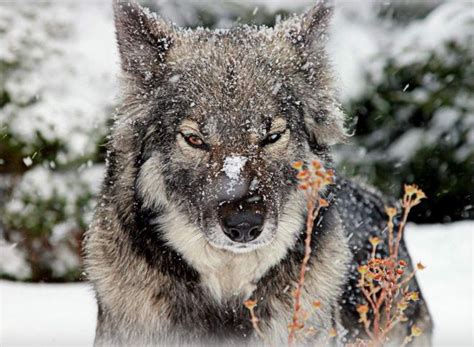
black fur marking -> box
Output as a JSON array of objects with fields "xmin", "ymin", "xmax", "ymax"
[
  {"xmin": 107, "ymin": 134, "xmax": 201, "ymax": 283},
  {"xmin": 134, "ymin": 180, "xmax": 200, "ymax": 283}
]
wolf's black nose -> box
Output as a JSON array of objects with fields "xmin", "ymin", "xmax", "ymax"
[{"xmin": 221, "ymin": 211, "xmax": 264, "ymax": 243}]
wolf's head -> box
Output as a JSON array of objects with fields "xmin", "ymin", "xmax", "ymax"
[{"xmin": 111, "ymin": 1, "xmax": 346, "ymax": 256}]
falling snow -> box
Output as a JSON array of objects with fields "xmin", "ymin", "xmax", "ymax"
[{"xmin": 0, "ymin": 1, "xmax": 471, "ymax": 344}]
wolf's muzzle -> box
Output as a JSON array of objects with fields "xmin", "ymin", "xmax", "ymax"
[{"xmin": 218, "ymin": 200, "xmax": 264, "ymax": 243}]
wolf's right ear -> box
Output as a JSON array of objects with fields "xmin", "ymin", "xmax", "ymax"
[{"xmin": 113, "ymin": 1, "xmax": 174, "ymax": 81}]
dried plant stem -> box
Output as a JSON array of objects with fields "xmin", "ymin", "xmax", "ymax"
[
  {"xmin": 400, "ymin": 269, "xmax": 417, "ymax": 288},
  {"xmin": 356, "ymin": 185, "xmax": 426, "ymax": 347},
  {"xmin": 401, "ymin": 336, "xmax": 412, "ymax": 347},
  {"xmin": 393, "ymin": 206, "xmax": 410, "ymax": 259},
  {"xmin": 246, "ymin": 161, "xmax": 334, "ymax": 345},
  {"xmin": 387, "ymin": 212, "xmax": 395, "ymax": 256},
  {"xmin": 288, "ymin": 197, "xmax": 322, "ymax": 345},
  {"xmin": 243, "ymin": 299, "xmax": 272, "ymax": 346},
  {"xmin": 361, "ymin": 317, "xmax": 374, "ymax": 340},
  {"xmin": 248, "ymin": 305, "xmax": 266, "ymax": 341},
  {"xmin": 382, "ymin": 292, "xmax": 394, "ymax": 335}
]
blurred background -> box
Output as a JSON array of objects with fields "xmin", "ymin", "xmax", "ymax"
[{"xmin": 0, "ymin": 0, "xmax": 472, "ymax": 284}]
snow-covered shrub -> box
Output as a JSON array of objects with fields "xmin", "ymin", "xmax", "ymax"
[
  {"xmin": 0, "ymin": 2, "xmax": 115, "ymax": 281},
  {"xmin": 336, "ymin": 2, "xmax": 474, "ymax": 223},
  {"xmin": 0, "ymin": 239, "xmax": 31, "ymax": 281},
  {"xmin": 0, "ymin": 2, "xmax": 115, "ymax": 168},
  {"xmin": 2, "ymin": 165, "xmax": 103, "ymax": 281}
]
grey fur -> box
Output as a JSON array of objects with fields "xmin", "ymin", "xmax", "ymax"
[{"xmin": 84, "ymin": 1, "xmax": 432, "ymax": 346}]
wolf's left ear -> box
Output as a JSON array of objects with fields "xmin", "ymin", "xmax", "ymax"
[
  {"xmin": 113, "ymin": 1, "xmax": 174, "ymax": 82},
  {"xmin": 282, "ymin": 1, "xmax": 347, "ymax": 146},
  {"xmin": 291, "ymin": 1, "xmax": 333, "ymax": 52}
]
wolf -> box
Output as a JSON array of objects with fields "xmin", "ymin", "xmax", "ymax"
[{"xmin": 84, "ymin": 1, "xmax": 433, "ymax": 346}]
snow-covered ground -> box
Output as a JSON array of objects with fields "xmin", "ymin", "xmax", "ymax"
[
  {"xmin": 1, "ymin": 221, "xmax": 472, "ymax": 346},
  {"xmin": 0, "ymin": 281, "xmax": 96, "ymax": 346},
  {"xmin": 405, "ymin": 221, "xmax": 473, "ymax": 347}
]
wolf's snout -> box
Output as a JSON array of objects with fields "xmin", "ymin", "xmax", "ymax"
[
  {"xmin": 221, "ymin": 211, "xmax": 264, "ymax": 243},
  {"xmin": 218, "ymin": 201, "xmax": 264, "ymax": 243}
]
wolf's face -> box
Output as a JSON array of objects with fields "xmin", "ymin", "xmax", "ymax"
[{"xmin": 114, "ymin": 2, "xmax": 346, "ymax": 254}]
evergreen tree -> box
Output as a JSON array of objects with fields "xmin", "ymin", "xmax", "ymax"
[
  {"xmin": 336, "ymin": 2, "xmax": 474, "ymax": 222},
  {"xmin": 0, "ymin": 2, "xmax": 114, "ymax": 281}
]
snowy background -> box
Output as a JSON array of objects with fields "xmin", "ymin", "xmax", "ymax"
[{"xmin": 0, "ymin": 0, "xmax": 473, "ymax": 346}]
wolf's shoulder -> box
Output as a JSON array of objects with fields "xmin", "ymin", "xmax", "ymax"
[{"xmin": 333, "ymin": 177, "xmax": 398, "ymax": 244}]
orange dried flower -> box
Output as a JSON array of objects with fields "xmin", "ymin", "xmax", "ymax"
[
  {"xmin": 292, "ymin": 161, "xmax": 304, "ymax": 170},
  {"xmin": 406, "ymin": 291, "xmax": 419, "ymax": 302},
  {"xmin": 244, "ymin": 300, "xmax": 257, "ymax": 310},
  {"xmin": 404, "ymin": 184, "xmax": 418, "ymax": 196},
  {"xmin": 357, "ymin": 305, "xmax": 368, "ymax": 315},
  {"xmin": 404, "ymin": 184, "xmax": 426, "ymax": 206},
  {"xmin": 287, "ymin": 321, "xmax": 304, "ymax": 331},
  {"xmin": 385, "ymin": 206, "xmax": 397, "ymax": 218},
  {"xmin": 369, "ymin": 258, "xmax": 382, "ymax": 267},
  {"xmin": 369, "ymin": 236, "xmax": 381, "ymax": 247},
  {"xmin": 296, "ymin": 170, "xmax": 309, "ymax": 180},
  {"xmin": 312, "ymin": 176, "xmax": 323, "ymax": 187},
  {"xmin": 365, "ymin": 272, "xmax": 375, "ymax": 281},
  {"xmin": 319, "ymin": 198, "xmax": 329, "ymax": 208},
  {"xmin": 328, "ymin": 327, "xmax": 337, "ymax": 337},
  {"xmin": 315, "ymin": 170, "xmax": 326, "ymax": 178},
  {"xmin": 352, "ymin": 182, "xmax": 427, "ymax": 346},
  {"xmin": 312, "ymin": 300, "xmax": 322, "ymax": 309},
  {"xmin": 397, "ymin": 301, "xmax": 408, "ymax": 311},
  {"xmin": 416, "ymin": 190, "xmax": 427, "ymax": 201},
  {"xmin": 324, "ymin": 177, "xmax": 334, "ymax": 185},
  {"xmin": 311, "ymin": 160, "xmax": 322, "ymax": 170},
  {"xmin": 298, "ymin": 183, "xmax": 309, "ymax": 190},
  {"xmin": 411, "ymin": 325, "xmax": 423, "ymax": 337}
]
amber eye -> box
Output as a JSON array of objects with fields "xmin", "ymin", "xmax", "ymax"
[
  {"xmin": 181, "ymin": 132, "xmax": 208, "ymax": 150},
  {"xmin": 186, "ymin": 135, "xmax": 203, "ymax": 146}
]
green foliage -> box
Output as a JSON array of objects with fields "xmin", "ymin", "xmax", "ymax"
[
  {"xmin": 1, "ymin": 166, "xmax": 101, "ymax": 281},
  {"xmin": 0, "ymin": 2, "xmax": 109, "ymax": 282},
  {"xmin": 339, "ymin": 39, "xmax": 474, "ymax": 222}
]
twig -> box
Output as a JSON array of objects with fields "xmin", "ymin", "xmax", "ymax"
[
  {"xmin": 287, "ymin": 160, "xmax": 333, "ymax": 345},
  {"xmin": 356, "ymin": 184, "xmax": 426, "ymax": 346},
  {"xmin": 244, "ymin": 300, "xmax": 267, "ymax": 342},
  {"xmin": 288, "ymin": 201, "xmax": 321, "ymax": 345}
]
